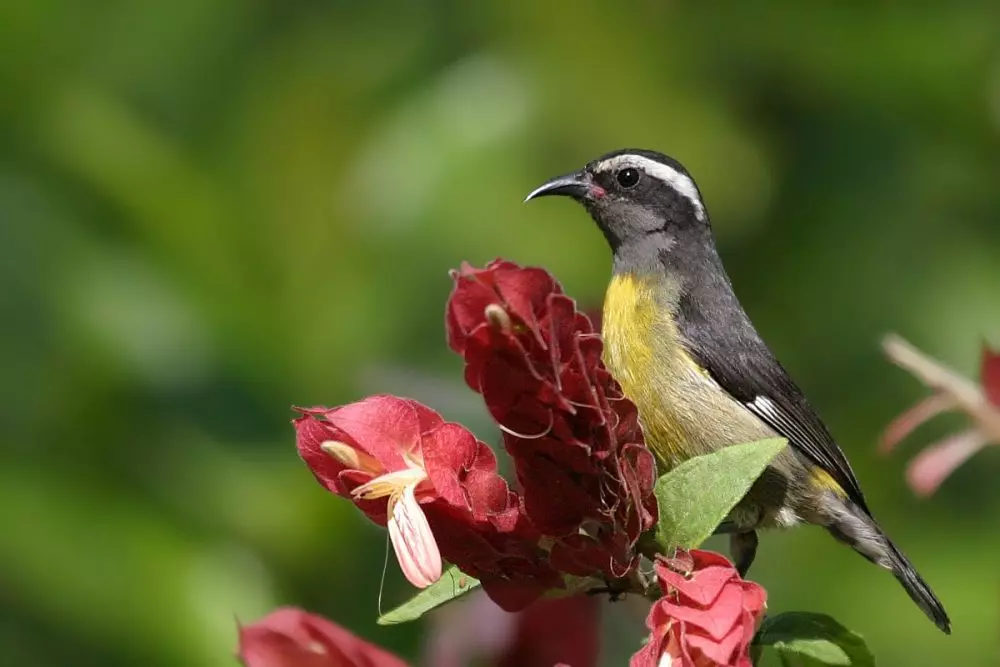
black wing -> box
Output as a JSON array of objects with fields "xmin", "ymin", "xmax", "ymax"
[{"xmin": 672, "ymin": 268, "xmax": 870, "ymax": 514}]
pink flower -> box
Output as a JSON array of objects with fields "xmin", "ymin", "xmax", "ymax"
[
  {"xmin": 237, "ymin": 607, "xmax": 408, "ymax": 667},
  {"xmin": 631, "ymin": 551, "xmax": 767, "ymax": 667},
  {"xmin": 881, "ymin": 335, "xmax": 1000, "ymax": 496}
]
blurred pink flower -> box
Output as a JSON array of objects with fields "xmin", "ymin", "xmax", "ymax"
[
  {"xmin": 238, "ymin": 607, "xmax": 408, "ymax": 667},
  {"xmin": 881, "ymin": 335, "xmax": 1000, "ymax": 496},
  {"xmin": 424, "ymin": 589, "xmax": 600, "ymax": 667},
  {"xmin": 495, "ymin": 595, "xmax": 600, "ymax": 667}
]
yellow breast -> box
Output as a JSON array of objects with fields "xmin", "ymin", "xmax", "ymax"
[
  {"xmin": 602, "ymin": 273, "xmax": 663, "ymax": 398},
  {"xmin": 601, "ymin": 272, "xmax": 773, "ymax": 469}
]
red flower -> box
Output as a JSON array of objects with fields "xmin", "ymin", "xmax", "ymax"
[
  {"xmin": 295, "ymin": 395, "xmax": 558, "ymax": 609},
  {"xmin": 237, "ymin": 607, "xmax": 408, "ymax": 667},
  {"xmin": 446, "ymin": 259, "xmax": 657, "ymax": 579},
  {"xmin": 295, "ymin": 261, "xmax": 657, "ymax": 612},
  {"xmin": 881, "ymin": 335, "xmax": 1000, "ymax": 496},
  {"xmin": 630, "ymin": 550, "xmax": 767, "ymax": 667}
]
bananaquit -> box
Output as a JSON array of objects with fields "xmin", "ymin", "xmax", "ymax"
[{"xmin": 525, "ymin": 148, "xmax": 950, "ymax": 633}]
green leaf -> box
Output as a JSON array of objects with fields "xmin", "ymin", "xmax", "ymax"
[
  {"xmin": 376, "ymin": 566, "xmax": 480, "ymax": 625},
  {"xmin": 653, "ymin": 438, "xmax": 786, "ymax": 549},
  {"xmin": 754, "ymin": 612, "xmax": 875, "ymax": 666}
]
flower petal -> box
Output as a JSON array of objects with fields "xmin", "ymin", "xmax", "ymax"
[
  {"xmin": 655, "ymin": 551, "xmax": 738, "ymax": 608},
  {"xmin": 326, "ymin": 396, "xmax": 430, "ymax": 469},
  {"xmin": 657, "ymin": 584, "xmax": 743, "ymax": 640},
  {"xmin": 420, "ymin": 422, "xmax": 483, "ymax": 506},
  {"xmin": 685, "ymin": 620, "xmax": 744, "ymax": 665},
  {"xmin": 388, "ymin": 484, "xmax": 442, "ymax": 588},
  {"xmin": 627, "ymin": 631, "xmax": 661, "ymax": 667},
  {"xmin": 447, "ymin": 271, "xmax": 504, "ymax": 354},
  {"xmin": 879, "ymin": 393, "xmax": 956, "ymax": 453},
  {"xmin": 237, "ymin": 607, "xmax": 409, "ymax": 667},
  {"xmin": 906, "ymin": 429, "xmax": 991, "ymax": 496},
  {"xmin": 295, "ymin": 415, "xmax": 354, "ymax": 493}
]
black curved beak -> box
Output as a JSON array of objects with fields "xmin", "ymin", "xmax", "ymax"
[{"xmin": 523, "ymin": 170, "xmax": 592, "ymax": 203}]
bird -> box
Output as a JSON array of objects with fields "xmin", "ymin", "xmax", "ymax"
[{"xmin": 524, "ymin": 148, "xmax": 951, "ymax": 633}]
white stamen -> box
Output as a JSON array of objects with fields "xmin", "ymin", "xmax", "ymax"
[{"xmin": 352, "ymin": 467, "xmax": 427, "ymax": 501}]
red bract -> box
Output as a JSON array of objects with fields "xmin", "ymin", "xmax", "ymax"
[
  {"xmin": 982, "ymin": 345, "xmax": 1000, "ymax": 408},
  {"xmin": 446, "ymin": 259, "xmax": 657, "ymax": 579},
  {"xmin": 295, "ymin": 395, "xmax": 558, "ymax": 609},
  {"xmin": 237, "ymin": 607, "xmax": 408, "ymax": 667},
  {"xmin": 630, "ymin": 551, "xmax": 767, "ymax": 667}
]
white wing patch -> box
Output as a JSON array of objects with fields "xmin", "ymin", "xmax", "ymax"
[
  {"xmin": 594, "ymin": 154, "xmax": 706, "ymax": 221},
  {"xmin": 747, "ymin": 395, "xmax": 815, "ymax": 447}
]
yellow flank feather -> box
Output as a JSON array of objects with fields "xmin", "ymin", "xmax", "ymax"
[
  {"xmin": 601, "ymin": 272, "xmax": 776, "ymax": 473},
  {"xmin": 809, "ymin": 467, "xmax": 847, "ymax": 496}
]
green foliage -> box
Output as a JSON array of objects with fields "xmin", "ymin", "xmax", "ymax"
[
  {"xmin": 754, "ymin": 612, "xmax": 876, "ymax": 666},
  {"xmin": 653, "ymin": 439, "xmax": 786, "ymax": 549},
  {"xmin": 377, "ymin": 566, "xmax": 480, "ymax": 626}
]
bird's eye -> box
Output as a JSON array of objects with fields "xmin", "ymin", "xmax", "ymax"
[{"xmin": 616, "ymin": 167, "xmax": 640, "ymax": 189}]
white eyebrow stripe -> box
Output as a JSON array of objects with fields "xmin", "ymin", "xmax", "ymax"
[{"xmin": 595, "ymin": 154, "xmax": 705, "ymax": 221}]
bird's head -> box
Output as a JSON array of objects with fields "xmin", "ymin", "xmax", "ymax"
[{"xmin": 525, "ymin": 149, "xmax": 710, "ymax": 267}]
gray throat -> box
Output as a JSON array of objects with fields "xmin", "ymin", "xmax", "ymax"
[{"xmin": 611, "ymin": 231, "xmax": 677, "ymax": 275}]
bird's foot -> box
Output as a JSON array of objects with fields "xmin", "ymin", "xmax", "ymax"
[{"xmin": 730, "ymin": 530, "xmax": 759, "ymax": 577}]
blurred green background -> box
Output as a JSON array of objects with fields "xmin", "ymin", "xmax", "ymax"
[{"xmin": 2, "ymin": 1, "xmax": 1000, "ymax": 665}]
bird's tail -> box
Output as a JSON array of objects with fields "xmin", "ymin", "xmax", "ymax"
[
  {"xmin": 883, "ymin": 538, "xmax": 951, "ymax": 634},
  {"xmin": 823, "ymin": 501, "xmax": 951, "ymax": 634}
]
